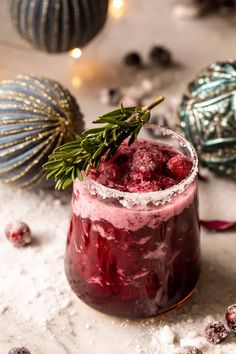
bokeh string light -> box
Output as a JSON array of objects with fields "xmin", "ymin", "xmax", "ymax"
[
  {"xmin": 69, "ymin": 48, "xmax": 82, "ymax": 59},
  {"xmin": 112, "ymin": 0, "xmax": 125, "ymax": 9},
  {"xmin": 68, "ymin": 0, "xmax": 127, "ymax": 61},
  {"xmin": 68, "ymin": 0, "xmax": 127, "ymax": 90},
  {"xmin": 110, "ymin": 0, "xmax": 127, "ymax": 19}
]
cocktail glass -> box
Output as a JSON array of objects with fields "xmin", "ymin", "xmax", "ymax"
[{"xmin": 65, "ymin": 125, "xmax": 200, "ymax": 317}]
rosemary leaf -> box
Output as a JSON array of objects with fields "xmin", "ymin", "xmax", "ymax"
[{"xmin": 43, "ymin": 96, "xmax": 165, "ymax": 190}]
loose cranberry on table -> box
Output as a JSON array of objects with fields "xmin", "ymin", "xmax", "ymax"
[
  {"xmin": 8, "ymin": 348, "xmax": 31, "ymax": 354},
  {"xmin": 205, "ymin": 321, "xmax": 228, "ymax": 344},
  {"xmin": 149, "ymin": 45, "xmax": 172, "ymax": 67},
  {"xmin": 225, "ymin": 304, "xmax": 236, "ymax": 333},
  {"xmin": 5, "ymin": 221, "xmax": 32, "ymax": 247},
  {"xmin": 174, "ymin": 346, "xmax": 203, "ymax": 354},
  {"xmin": 123, "ymin": 51, "xmax": 142, "ymax": 67}
]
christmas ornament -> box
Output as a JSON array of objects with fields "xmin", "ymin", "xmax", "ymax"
[
  {"xmin": 10, "ymin": 0, "xmax": 109, "ymax": 53},
  {"xmin": 179, "ymin": 60, "xmax": 236, "ymax": 177},
  {"xmin": 0, "ymin": 75, "xmax": 84, "ymax": 189}
]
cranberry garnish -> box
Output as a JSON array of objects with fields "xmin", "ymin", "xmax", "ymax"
[
  {"xmin": 167, "ymin": 154, "xmax": 193, "ymax": 181},
  {"xmin": 160, "ymin": 177, "xmax": 176, "ymax": 190},
  {"xmin": 205, "ymin": 321, "xmax": 228, "ymax": 344},
  {"xmin": 5, "ymin": 221, "xmax": 32, "ymax": 247},
  {"xmin": 132, "ymin": 149, "xmax": 159, "ymax": 172},
  {"xmin": 131, "ymin": 148, "xmax": 166, "ymax": 180},
  {"xmin": 8, "ymin": 348, "xmax": 31, "ymax": 354},
  {"xmin": 113, "ymin": 154, "xmax": 129, "ymax": 165},
  {"xmin": 90, "ymin": 141, "xmax": 193, "ymax": 192},
  {"xmin": 174, "ymin": 346, "xmax": 203, "ymax": 354},
  {"xmin": 96, "ymin": 163, "xmax": 120, "ymax": 186},
  {"xmin": 225, "ymin": 304, "xmax": 236, "ymax": 333}
]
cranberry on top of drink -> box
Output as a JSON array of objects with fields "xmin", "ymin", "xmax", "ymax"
[{"xmin": 90, "ymin": 140, "xmax": 193, "ymax": 192}]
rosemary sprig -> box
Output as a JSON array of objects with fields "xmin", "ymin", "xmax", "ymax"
[{"xmin": 44, "ymin": 96, "xmax": 165, "ymax": 189}]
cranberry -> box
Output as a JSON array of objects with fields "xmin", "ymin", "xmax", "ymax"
[
  {"xmin": 225, "ymin": 304, "xmax": 236, "ymax": 333},
  {"xmin": 205, "ymin": 321, "xmax": 228, "ymax": 344},
  {"xmin": 167, "ymin": 154, "xmax": 193, "ymax": 181},
  {"xmin": 174, "ymin": 346, "xmax": 203, "ymax": 354},
  {"xmin": 5, "ymin": 221, "xmax": 32, "ymax": 247},
  {"xmin": 149, "ymin": 46, "xmax": 172, "ymax": 67},
  {"xmin": 8, "ymin": 348, "xmax": 31, "ymax": 354},
  {"xmin": 160, "ymin": 177, "xmax": 176, "ymax": 190},
  {"xmin": 90, "ymin": 141, "xmax": 192, "ymax": 193},
  {"xmin": 113, "ymin": 154, "xmax": 129, "ymax": 165},
  {"xmin": 132, "ymin": 148, "xmax": 166, "ymax": 178},
  {"xmin": 133, "ymin": 149, "xmax": 157, "ymax": 171},
  {"xmin": 123, "ymin": 52, "xmax": 142, "ymax": 67},
  {"xmin": 96, "ymin": 162, "xmax": 119, "ymax": 184}
]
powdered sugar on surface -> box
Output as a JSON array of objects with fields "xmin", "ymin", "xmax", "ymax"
[
  {"xmin": 0, "ymin": 186, "xmax": 73, "ymax": 328},
  {"xmin": 0, "ymin": 175, "xmax": 236, "ymax": 354}
]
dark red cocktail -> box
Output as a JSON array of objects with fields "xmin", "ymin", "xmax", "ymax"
[{"xmin": 65, "ymin": 127, "xmax": 200, "ymax": 317}]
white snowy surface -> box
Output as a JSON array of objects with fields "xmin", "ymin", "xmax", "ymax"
[{"xmin": 0, "ymin": 0, "xmax": 236, "ymax": 353}]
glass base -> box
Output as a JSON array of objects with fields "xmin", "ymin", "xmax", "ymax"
[
  {"xmin": 151, "ymin": 280, "xmax": 199, "ymax": 318},
  {"xmin": 67, "ymin": 269, "xmax": 200, "ymax": 319}
]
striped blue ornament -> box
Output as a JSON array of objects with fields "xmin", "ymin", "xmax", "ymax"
[
  {"xmin": 179, "ymin": 60, "xmax": 236, "ymax": 177},
  {"xmin": 10, "ymin": 0, "xmax": 109, "ymax": 53},
  {"xmin": 0, "ymin": 75, "xmax": 84, "ymax": 189}
]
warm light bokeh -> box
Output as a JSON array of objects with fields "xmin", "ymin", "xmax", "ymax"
[
  {"xmin": 110, "ymin": 0, "xmax": 126, "ymax": 19},
  {"xmin": 69, "ymin": 48, "xmax": 82, "ymax": 59},
  {"xmin": 72, "ymin": 76, "xmax": 82, "ymax": 88},
  {"xmin": 112, "ymin": 0, "xmax": 124, "ymax": 9}
]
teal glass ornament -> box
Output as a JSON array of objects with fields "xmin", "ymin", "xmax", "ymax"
[
  {"xmin": 10, "ymin": 0, "xmax": 109, "ymax": 53},
  {"xmin": 179, "ymin": 60, "xmax": 236, "ymax": 177},
  {"xmin": 0, "ymin": 75, "xmax": 84, "ymax": 189}
]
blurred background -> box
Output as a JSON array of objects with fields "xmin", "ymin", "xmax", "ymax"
[{"xmin": 1, "ymin": 0, "xmax": 235, "ymax": 126}]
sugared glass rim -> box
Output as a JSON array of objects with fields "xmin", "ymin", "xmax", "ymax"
[{"xmin": 81, "ymin": 125, "xmax": 198, "ymax": 208}]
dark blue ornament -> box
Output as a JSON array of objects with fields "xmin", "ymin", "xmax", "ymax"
[
  {"xmin": 0, "ymin": 75, "xmax": 84, "ymax": 189},
  {"xmin": 179, "ymin": 60, "xmax": 236, "ymax": 177},
  {"xmin": 10, "ymin": 0, "xmax": 109, "ymax": 53}
]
